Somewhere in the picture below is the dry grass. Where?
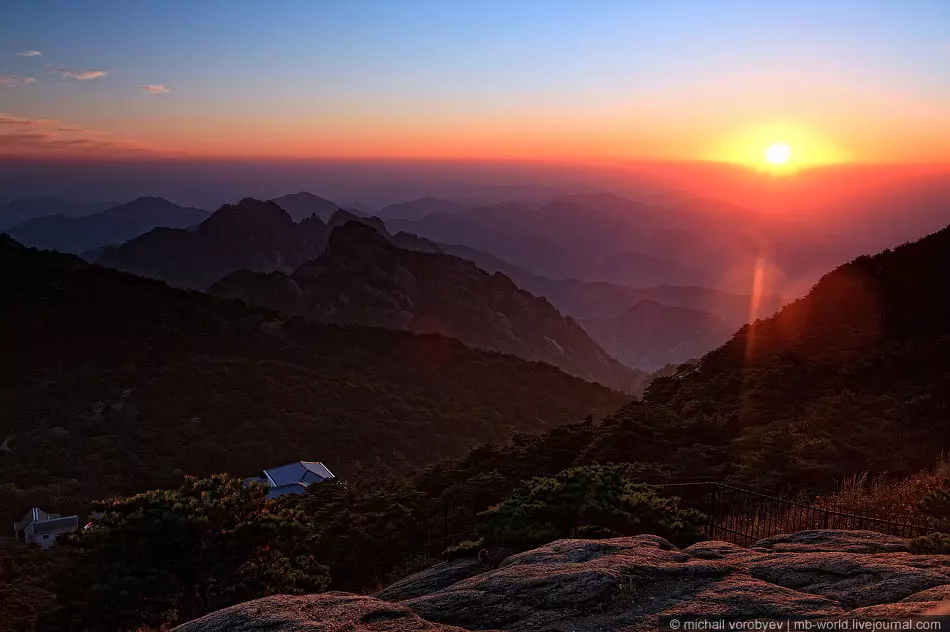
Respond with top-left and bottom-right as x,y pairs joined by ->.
815,455 -> 950,524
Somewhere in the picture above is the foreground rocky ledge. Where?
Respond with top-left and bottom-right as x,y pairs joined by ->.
175,530 -> 950,631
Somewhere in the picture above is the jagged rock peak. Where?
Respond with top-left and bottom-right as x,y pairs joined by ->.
202,198 -> 293,228
324,220 -> 393,255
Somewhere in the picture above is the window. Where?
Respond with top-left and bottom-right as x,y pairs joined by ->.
43,535 -> 49,539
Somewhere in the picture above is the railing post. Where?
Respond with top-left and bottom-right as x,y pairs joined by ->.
708,484 -> 718,540
443,504 -> 449,552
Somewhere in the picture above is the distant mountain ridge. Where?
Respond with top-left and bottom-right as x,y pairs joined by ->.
580,299 -> 734,371
271,192 -> 353,222
98,199 -> 325,288
429,241 -> 784,329
97,198 -> 390,289
0,197 -> 111,230
382,192 -> 861,295
379,196 -> 470,220
211,221 -> 648,394
3,197 -> 207,254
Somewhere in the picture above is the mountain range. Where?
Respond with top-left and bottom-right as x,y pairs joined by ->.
0,197 -> 111,230
378,196 -> 468,221
0,234 -> 627,527
3,197 -> 208,254
84,193 -> 783,373
387,220 -> 950,520
271,192 -> 356,222
210,221 -> 647,393
383,193 -> 869,296
7,197 -> 208,254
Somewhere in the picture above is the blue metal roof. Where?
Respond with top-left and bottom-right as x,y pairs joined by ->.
263,461 -> 335,487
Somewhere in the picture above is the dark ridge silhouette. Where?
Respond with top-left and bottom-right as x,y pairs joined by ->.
4,197 -> 207,254
0,197 -> 111,230
271,191 -> 351,222
211,221 -> 648,394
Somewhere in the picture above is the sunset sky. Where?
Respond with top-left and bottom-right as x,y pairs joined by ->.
2,0 -> 949,165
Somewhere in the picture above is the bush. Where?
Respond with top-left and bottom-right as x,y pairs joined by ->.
37,475 -> 329,631
910,532 -> 950,555
477,465 -> 706,552
920,487 -> 950,520
443,539 -> 484,560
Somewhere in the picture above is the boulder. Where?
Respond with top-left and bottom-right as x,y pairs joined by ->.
746,551 -> 950,607
172,593 -> 477,632
753,529 -> 911,554
176,530 -> 950,631
375,559 -> 485,602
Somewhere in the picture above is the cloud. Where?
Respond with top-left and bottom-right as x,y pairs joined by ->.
140,84 -> 170,94
0,111 -> 157,157
0,75 -> 36,88
0,114 -> 49,126
17,50 -> 42,57
57,68 -> 107,80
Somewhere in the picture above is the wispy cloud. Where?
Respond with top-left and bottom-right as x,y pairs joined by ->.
16,50 -> 42,57
140,84 -> 171,94
0,75 -> 36,88
0,114 -> 50,126
0,111 -> 157,157
57,68 -> 107,80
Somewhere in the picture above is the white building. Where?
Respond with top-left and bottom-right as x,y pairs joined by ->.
245,461 -> 335,498
13,507 -> 79,548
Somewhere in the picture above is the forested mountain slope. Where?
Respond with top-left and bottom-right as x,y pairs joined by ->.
210,222 -> 647,394
400,223 -> 950,503
0,236 -> 627,525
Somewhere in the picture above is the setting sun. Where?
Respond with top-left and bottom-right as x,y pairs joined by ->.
765,143 -> 791,165
708,122 -> 850,172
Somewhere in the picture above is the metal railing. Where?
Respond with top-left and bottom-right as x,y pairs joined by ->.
654,481 -> 944,545
347,480 -> 947,590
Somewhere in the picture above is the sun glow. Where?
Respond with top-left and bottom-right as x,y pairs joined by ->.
765,143 -> 791,164
709,122 -> 849,173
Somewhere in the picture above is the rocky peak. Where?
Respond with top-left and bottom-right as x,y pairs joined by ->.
327,209 -> 389,236
324,221 -> 394,256
198,198 -> 294,236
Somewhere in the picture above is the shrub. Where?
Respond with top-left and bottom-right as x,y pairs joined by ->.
477,465 -> 705,552
443,539 -> 484,560
910,532 -> 950,555
813,457 -> 950,524
37,475 -> 329,631
920,487 -> 950,521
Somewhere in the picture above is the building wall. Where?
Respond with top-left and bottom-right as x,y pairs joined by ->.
24,527 -> 76,548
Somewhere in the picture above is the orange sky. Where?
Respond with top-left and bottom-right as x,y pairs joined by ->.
2,2 -> 949,165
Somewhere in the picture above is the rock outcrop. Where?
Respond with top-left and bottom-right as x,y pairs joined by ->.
174,530 -> 950,631
174,593 -> 480,631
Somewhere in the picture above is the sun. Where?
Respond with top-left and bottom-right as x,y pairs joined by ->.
765,142 -> 791,165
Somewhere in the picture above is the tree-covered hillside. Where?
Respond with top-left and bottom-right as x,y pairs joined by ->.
367,222 -> 950,513
211,222 -> 647,394
0,236 -> 628,526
